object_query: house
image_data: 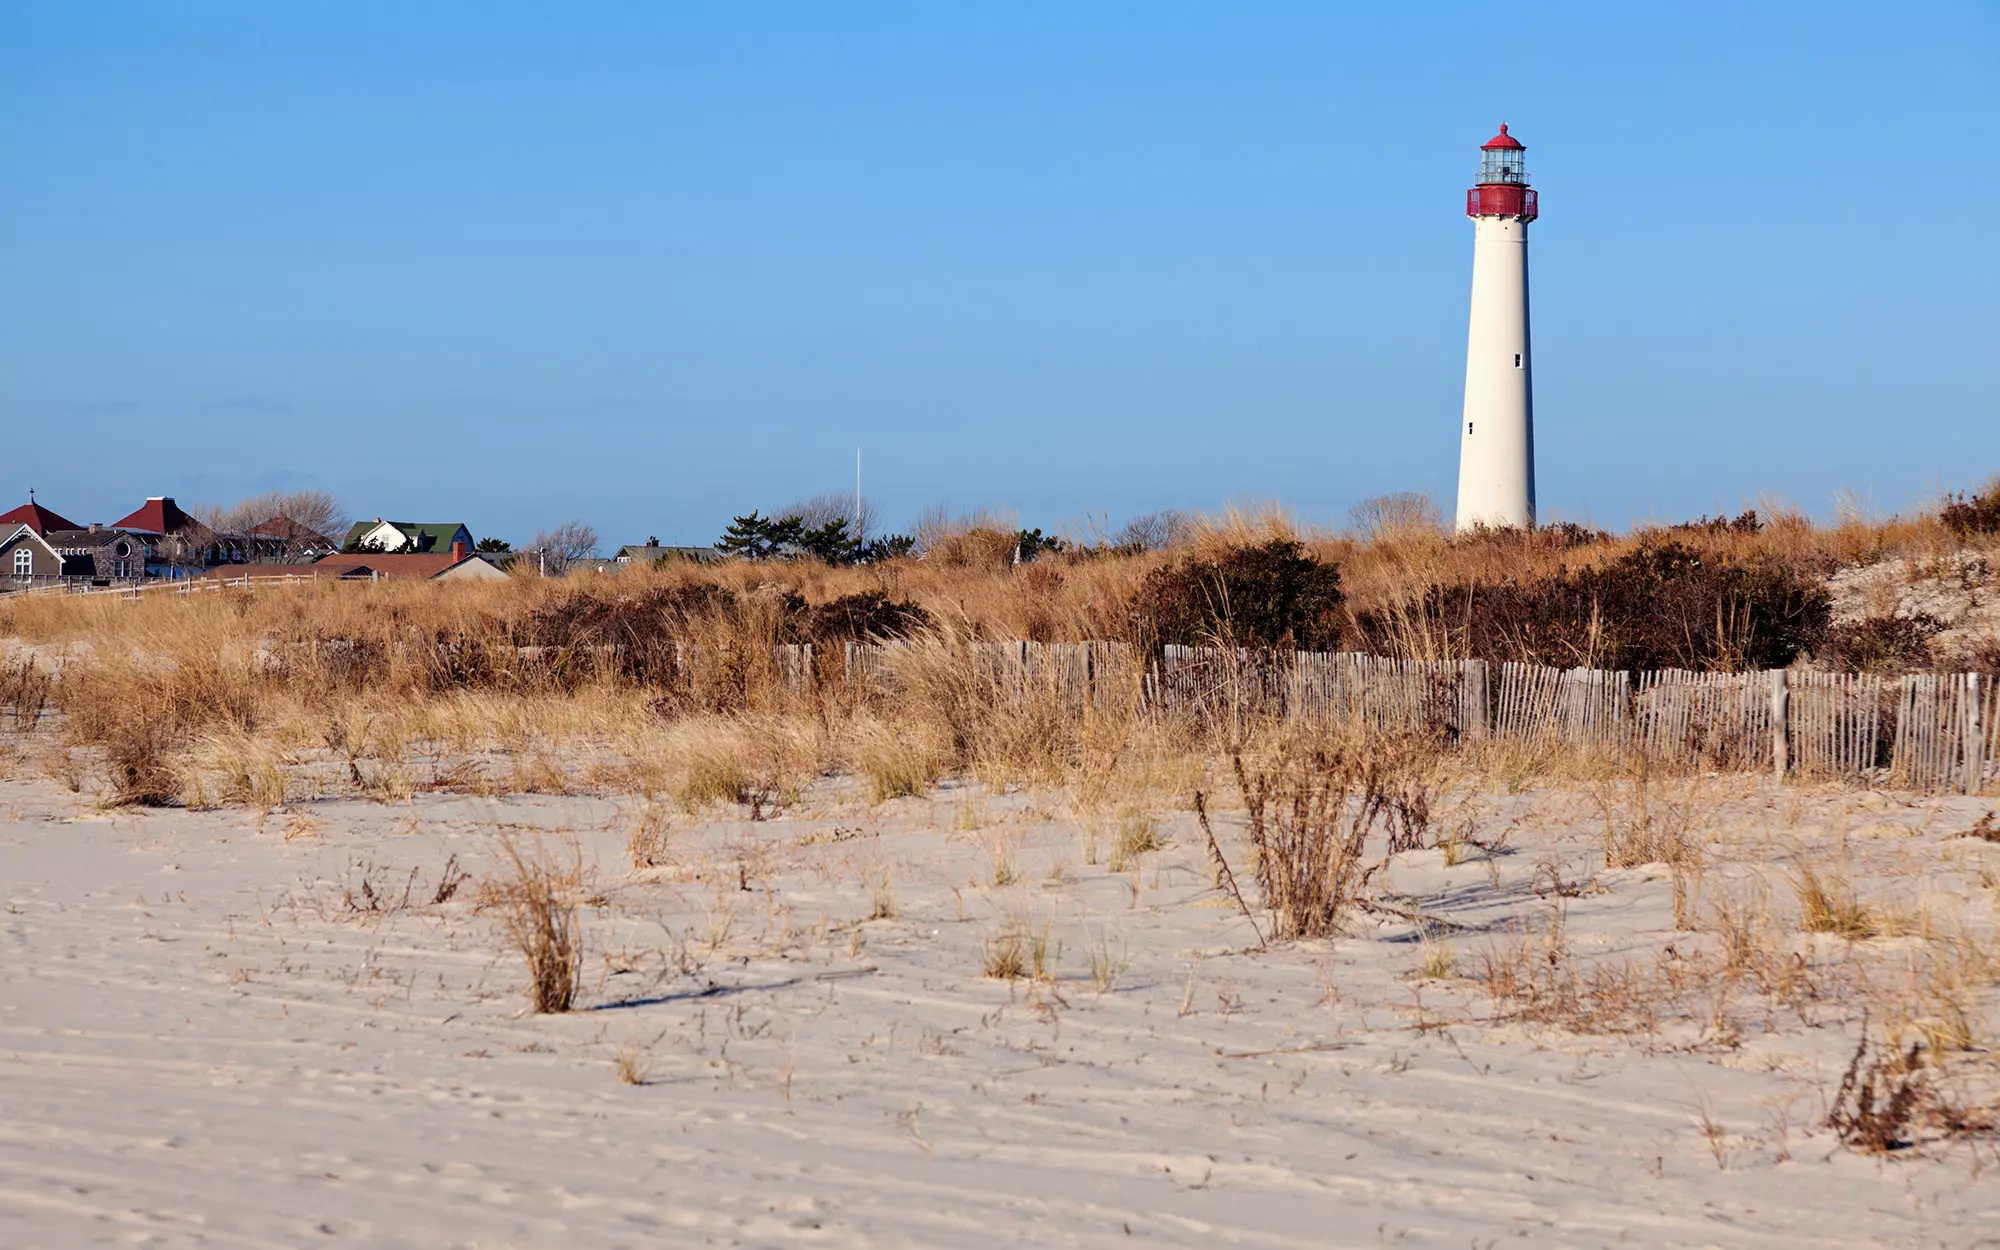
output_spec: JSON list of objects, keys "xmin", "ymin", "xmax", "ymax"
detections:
[
  {"xmin": 341, "ymin": 519, "xmax": 477, "ymax": 555},
  {"xmin": 614, "ymin": 537, "xmax": 719, "ymax": 566},
  {"xmin": 2, "ymin": 492, "xmax": 154, "ymax": 584},
  {"xmin": 112, "ymin": 496, "xmax": 208, "ymax": 540},
  {"xmin": 0, "ymin": 496, "xmax": 81, "ymax": 536},
  {"xmin": 194, "ymin": 547, "xmax": 508, "ymax": 583},
  {"xmin": 109, "ymin": 496, "xmax": 274, "ymax": 574},
  {"xmin": 308, "ymin": 548, "xmax": 509, "ymax": 581},
  {"xmin": 44, "ymin": 526, "xmax": 147, "ymax": 581},
  {"xmin": 2, "ymin": 525, "xmax": 68, "ymax": 584}
]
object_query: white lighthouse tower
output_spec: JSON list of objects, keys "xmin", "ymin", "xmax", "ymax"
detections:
[{"xmin": 1454, "ymin": 123, "xmax": 1539, "ymax": 531}]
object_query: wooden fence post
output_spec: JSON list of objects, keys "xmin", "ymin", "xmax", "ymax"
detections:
[
  {"xmin": 1967, "ymin": 673, "xmax": 1985, "ymax": 797},
  {"xmin": 1770, "ymin": 669, "xmax": 1790, "ymax": 782}
]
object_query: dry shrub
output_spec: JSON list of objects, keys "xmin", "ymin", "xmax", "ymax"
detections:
[
  {"xmin": 1353, "ymin": 541, "xmax": 1831, "ymax": 670},
  {"xmin": 1380, "ymin": 729, "xmax": 1447, "ymax": 853},
  {"xmin": 1229, "ymin": 729, "xmax": 1391, "ymax": 940},
  {"xmin": 1954, "ymin": 811, "xmax": 1999, "ymax": 844},
  {"xmin": 799, "ymin": 593, "xmax": 930, "ymax": 644},
  {"xmin": 492, "ymin": 836, "xmax": 584, "ymax": 1013},
  {"xmin": 1817, "ymin": 613, "xmax": 1944, "ymax": 675},
  {"xmin": 5, "ymin": 492, "xmax": 1992, "ymax": 812},
  {"xmin": 50, "ymin": 632, "xmax": 264, "ymax": 807},
  {"xmin": 1938, "ymin": 479, "xmax": 2000, "ymax": 538},
  {"xmin": 1826, "ymin": 1031, "xmax": 1927, "ymax": 1152}
]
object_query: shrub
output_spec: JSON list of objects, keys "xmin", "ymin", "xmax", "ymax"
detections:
[
  {"xmin": 1131, "ymin": 539, "xmax": 1344, "ymax": 649},
  {"xmin": 1826, "ymin": 1032, "xmax": 1925, "ymax": 1153},
  {"xmin": 860, "ymin": 534, "xmax": 916, "ymax": 563},
  {"xmin": 1355, "ymin": 541, "xmax": 1829, "ymax": 671},
  {"xmin": 1817, "ymin": 613, "xmax": 1942, "ymax": 674},
  {"xmin": 522, "ymin": 584, "xmax": 737, "ymax": 684},
  {"xmin": 1229, "ymin": 733, "xmax": 1389, "ymax": 940},
  {"xmin": 1939, "ymin": 482, "xmax": 2000, "ymax": 538},
  {"xmin": 799, "ymin": 593, "xmax": 931, "ymax": 644}
]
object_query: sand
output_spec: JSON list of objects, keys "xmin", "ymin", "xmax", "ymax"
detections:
[{"xmin": 3, "ymin": 770, "xmax": 1997, "ymax": 1248}]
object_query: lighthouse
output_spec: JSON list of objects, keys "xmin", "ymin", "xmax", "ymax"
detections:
[{"xmin": 1454, "ymin": 123, "xmax": 1538, "ymax": 531}]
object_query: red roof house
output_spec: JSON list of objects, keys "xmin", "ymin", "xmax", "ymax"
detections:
[
  {"xmin": 0, "ymin": 497, "xmax": 81, "ymax": 536},
  {"xmin": 111, "ymin": 496, "xmax": 208, "ymax": 537}
]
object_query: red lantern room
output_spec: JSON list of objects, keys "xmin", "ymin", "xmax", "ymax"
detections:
[{"xmin": 1467, "ymin": 123, "xmax": 1537, "ymax": 220}]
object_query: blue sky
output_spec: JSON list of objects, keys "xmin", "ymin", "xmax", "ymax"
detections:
[{"xmin": 3, "ymin": 2, "xmax": 1994, "ymax": 546}]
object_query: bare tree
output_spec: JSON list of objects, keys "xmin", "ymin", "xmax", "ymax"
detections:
[
  {"xmin": 196, "ymin": 489, "xmax": 351, "ymax": 542},
  {"xmin": 1347, "ymin": 492, "xmax": 1443, "ymax": 541},
  {"xmin": 526, "ymin": 520, "xmax": 600, "ymax": 576},
  {"xmin": 775, "ymin": 492, "xmax": 878, "ymax": 544},
  {"xmin": 1115, "ymin": 509, "xmax": 1190, "ymax": 553},
  {"xmin": 193, "ymin": 489, "xmax": 350, "ymax": 561}
]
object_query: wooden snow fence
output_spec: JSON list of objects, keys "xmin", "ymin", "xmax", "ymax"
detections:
[
  {"xmin": 836, "ymin": 639, "xmax": 1137, "ymax": 714},
  {"xmin": 1494, "ymin": 663, "xmax": 1629, "ymax": 753},
  {"xmin": 1635, "ymin": 670, "xmax": 1771, "ymax": 770},
  {"xmin": 577, "ymin": 637, "xmax": 1989, "ymax": 794},
  {"xmin": 1786, "ymin": 670, "xmax": 1886, "ymax": 779},
  {"xmin": 1891, "ymin": 672, "xmax": 1987, "ymax": 794}
]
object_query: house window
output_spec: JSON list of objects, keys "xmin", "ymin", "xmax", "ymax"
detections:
[{"xmin": 13, "ymin": 548, "xmax": 31, "ymax": 576}]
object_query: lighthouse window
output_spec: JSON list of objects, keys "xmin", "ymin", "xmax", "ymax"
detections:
[
  {"xmin": 1513, "ymin": 353, "xmax": 1522, "ymax": 369},
  {"xmin": 1467, "ymin": 422, "xmax": 1474, "ymax": 435}
]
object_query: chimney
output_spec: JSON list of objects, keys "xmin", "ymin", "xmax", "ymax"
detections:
[
  {"xmin": 451, "ymin": 541, "xmax": 467, "ymax": 561},
  {"xmin": 89, "ymin": 522, "xmax": 101, "ymax": 533}
]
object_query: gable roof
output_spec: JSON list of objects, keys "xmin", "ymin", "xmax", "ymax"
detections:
[
  {"xmin": 309, "ymin": 551, "xmax": 494, "ymax": 580},
  {"xmin": 615, "ymin": 543, "xmax": 718, "ymax": 564},
  {"xmin": 0, "ymin": 499, "xmax": 81, "ymax": 536},
  {"xmin": 44, "ymin": 528, "xmax": 145, "ymax": 554},
  {"xmin": 1, "ymin": 523, "xmax": 66, "ymax": 566},
  {"xmin": 340, "ymin": 520, "xmax": 472, "ymax": 553},
  {"xmin": 113, "ymin": 496, "xmax": 207, "ymax": 537}
]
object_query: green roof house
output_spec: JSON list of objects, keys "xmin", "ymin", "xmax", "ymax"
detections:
[{"xmin": 342, "ymin": 519, "xmax": 476, "ymax": 555}]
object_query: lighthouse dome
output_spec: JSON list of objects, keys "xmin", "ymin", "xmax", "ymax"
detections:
[{"xmin": 1481, "ymin": 123, "xmax": 1526, "ymax": 151}]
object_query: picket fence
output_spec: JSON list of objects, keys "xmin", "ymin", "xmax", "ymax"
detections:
[{"xmin": 794, "ymin": 641, "xmax": 1993, "ymax": 795}]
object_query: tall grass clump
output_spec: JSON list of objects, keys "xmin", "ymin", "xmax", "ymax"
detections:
[
  {"xmin": 492, "ymin": 836, "xmax": 584, "ymax": 1013},
  {"xmin": 1794, "ymin": 861, "xmax": 1875, "ymax": 939}
]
